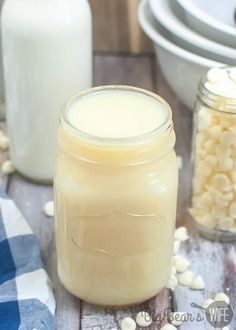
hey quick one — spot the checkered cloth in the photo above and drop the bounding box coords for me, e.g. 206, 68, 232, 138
0, 190, 56, 330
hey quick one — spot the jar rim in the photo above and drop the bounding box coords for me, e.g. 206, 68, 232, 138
60, 85, 173, 146
198, 66, 236, 113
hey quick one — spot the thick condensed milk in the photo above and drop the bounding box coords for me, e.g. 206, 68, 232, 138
55, 86, 178, 306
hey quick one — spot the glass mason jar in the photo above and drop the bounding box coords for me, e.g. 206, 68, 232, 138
190, 67, 236, 242
54, 86, 178, 306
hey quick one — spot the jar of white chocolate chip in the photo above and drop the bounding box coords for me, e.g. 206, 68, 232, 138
190, 67, 236, 242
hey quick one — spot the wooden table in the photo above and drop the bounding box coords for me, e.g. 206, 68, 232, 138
2, 54, 236, 330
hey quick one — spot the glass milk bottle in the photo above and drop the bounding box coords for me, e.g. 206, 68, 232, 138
190, 67, 236, 242
1, 0, 92, 182
54, 86, 178, 306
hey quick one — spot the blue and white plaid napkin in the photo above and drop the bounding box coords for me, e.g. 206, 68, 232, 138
0, 190, 56, 330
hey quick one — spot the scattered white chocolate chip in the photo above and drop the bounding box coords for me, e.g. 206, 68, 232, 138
1, 160, 15, 174
120, 317, 136, 330
169, 312, 187, 326
202, 298, 214, 309
43, 201, 54, 217
207, 68, 228, 83
178, 271, 193, 286
174, 226, 189, 241
214, 292, 230, 304
173, 255, 190, 273
173, 240, 181, 255
177, 156, 183, 170
160, 325, 177, 330
190, 275, 205, 290
135, 311, 152, 327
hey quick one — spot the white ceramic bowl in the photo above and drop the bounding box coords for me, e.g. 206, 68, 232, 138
148, 0, 236, 65
177, 0, 236, 48
138, 0, 224, 109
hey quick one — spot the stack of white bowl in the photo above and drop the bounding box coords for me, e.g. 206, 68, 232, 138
138, 0, 236, 109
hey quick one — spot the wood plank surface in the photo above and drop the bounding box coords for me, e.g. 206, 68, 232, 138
88, 0, 152, 54
1, 54, 235, 330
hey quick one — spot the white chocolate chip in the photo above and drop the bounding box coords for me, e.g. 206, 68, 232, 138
215, 144, 231, 158
204, 140, 216, 153
200, 192, 213, 206
208, 125, 222, 139
211, 206, 227, 219
43, 201, 54, 217
213, 174, 231, 190
190, 275, 205, 290
207, 68, 228, 83
169, 312, 187, 326
120, 317, 136, 330
178, 271, 193, 286
220, 131, 235, 146
197, 213, 215, 229
197, 160, 212, 176
202, 298, 214, 309
219, 217, 234, 231
222, 192, 234, 202
1, 160, 16, 174
198, 108, 212, 130
204, 82, 218, 94
205, 154, 218, 168
229, 202, 236, 218
230, 171, 236, 183
135, 311, 152, 327
219, 158, 233, 171
214, 292, 230, 304
160, 325, 177, 330
173, 240, 181, 255
0, 135, 9, 151
174, 227, 189, 241
173, 255, 190, 273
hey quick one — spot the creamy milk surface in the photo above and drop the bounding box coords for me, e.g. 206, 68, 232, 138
67, 89, 166, 138
55, 87, 178, 306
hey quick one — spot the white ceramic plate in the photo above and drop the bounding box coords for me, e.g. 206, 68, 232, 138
177, 0, 236, 48
148, 0, 236, 65
138, 0, 224, 109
